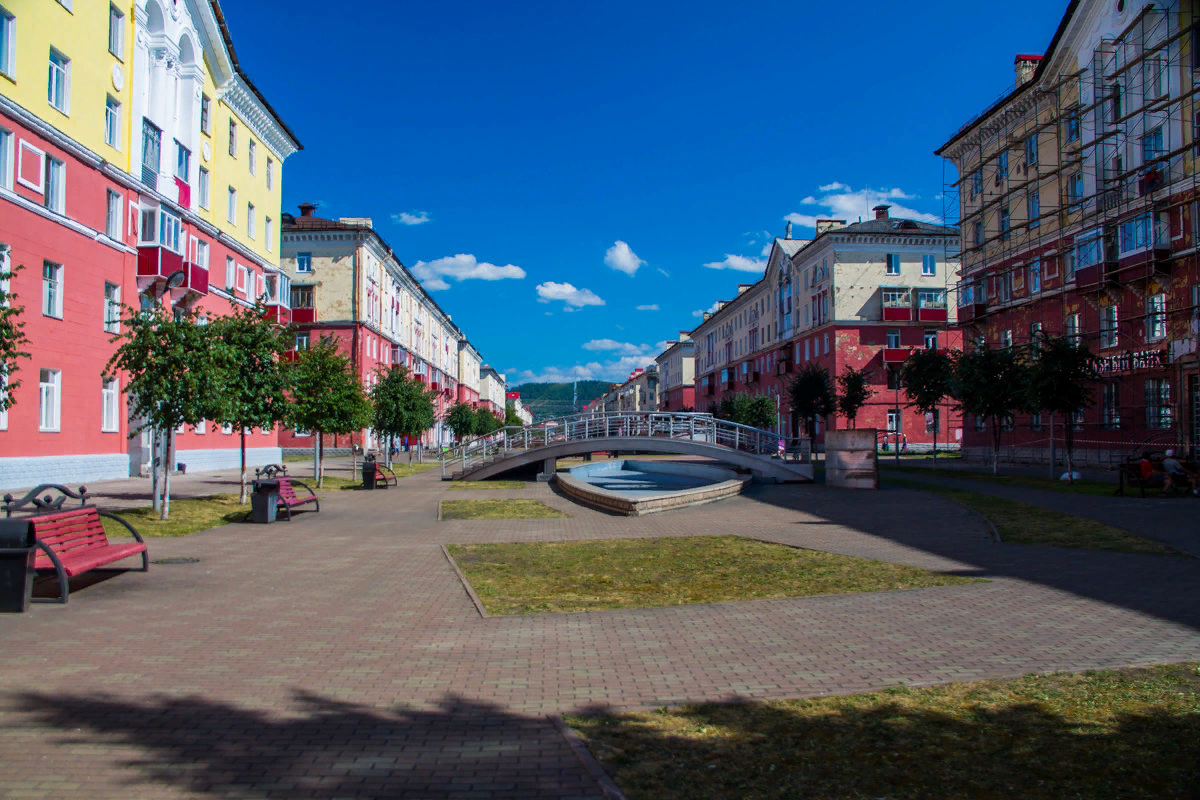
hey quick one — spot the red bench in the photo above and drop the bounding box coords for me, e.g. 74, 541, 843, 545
30, 508, 148, 604
275, 477, 319, 520
374, 463, 398, 488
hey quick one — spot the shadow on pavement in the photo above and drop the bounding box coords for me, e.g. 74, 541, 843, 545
11, 690, 605, 799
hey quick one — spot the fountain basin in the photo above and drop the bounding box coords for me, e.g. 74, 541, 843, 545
556, 459, 750, 516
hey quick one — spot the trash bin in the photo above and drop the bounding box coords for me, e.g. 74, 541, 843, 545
362, 454, 377, 490
0, 518, 36, 613
251, 480, 279, 524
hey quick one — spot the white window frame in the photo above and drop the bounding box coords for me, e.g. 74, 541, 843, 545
195, 239, 209, 271
0, 7, 14, 80
225, 256, 235, 291
17, 140, 44, 192
295, 332, 309, 351
104, 95, 121, 149
0, 127, 12, 190
247, 202, 256, 239
248, 140, 256, 175
105, 188, 122, 240
200, 94, 211, 136
921, 255, 936, 276
296, 252, 312, 273
44, 155, 65, 213
194, 420, 206, 435
198, 166, 210, 209
39, 368, 61, 431
265, 216, 273, 252
1147, 293, 1167, 341
108, 4, 124, 59
228, 119, 237, 157
158, 208, 182, 254
0, 370, 7, 431
42, 260, 63, 318
885, 254, 900, 276
227, 186, 236, 224
101, 377, 119, 432
266, 157, 274, 189
222, 422, 233, 435
48, 48, 70, 114
237, 265, 249, 295
104, 280, 120, 333
1100, 304, 1119, 349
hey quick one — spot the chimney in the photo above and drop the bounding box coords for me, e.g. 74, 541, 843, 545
298, 202, 317, 217
1014, 54, 1042, 86
873, 204, 891, 220
785, 220, 793, 240
815, 219, 846, 236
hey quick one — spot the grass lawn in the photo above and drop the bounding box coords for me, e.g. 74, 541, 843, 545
448, 480, 526, 491
886, 477, 1183, 556
566, 663, 1200, 800
101, 494, 248, 538
882, 463, 1116, 497
441, 499, 567, 521
445, 535, 983, 615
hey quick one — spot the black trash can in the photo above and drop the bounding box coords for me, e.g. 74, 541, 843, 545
362, 454, 377, 490
0, 518, 36, 613
251, 480, 279, 524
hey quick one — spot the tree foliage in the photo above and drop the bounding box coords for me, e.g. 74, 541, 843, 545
287, 337, 372, 486
473, 407, 501, 435
788, 364, 835, 437
371, 365, 436, 447
901, 348, 956, 462
1026, 333, 1098, 481
835, 366, 873, 428
446, 402, 478, 440
0, 263, 31, 413
505, 401, 523, 427
715, 394, 776, 430
952, 344, 1030, 474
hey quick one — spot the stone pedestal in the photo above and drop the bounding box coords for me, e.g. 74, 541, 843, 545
825, 428, 878, 489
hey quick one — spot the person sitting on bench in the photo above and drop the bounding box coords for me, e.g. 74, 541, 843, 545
1161, 449, 1198, 496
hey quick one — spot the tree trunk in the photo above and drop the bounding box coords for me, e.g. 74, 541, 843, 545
316, 431, 324, 488
991, 418, 1001, 475
1064, 420, 1075, 484
239, 428, 248, 504
161, 429, 174, 521
932, 404, 938, 466
151, 428, 161, 512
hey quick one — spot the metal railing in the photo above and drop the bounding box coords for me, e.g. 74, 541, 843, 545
440, 411, 812, 478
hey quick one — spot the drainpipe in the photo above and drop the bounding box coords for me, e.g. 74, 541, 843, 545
351, 247, 360, 457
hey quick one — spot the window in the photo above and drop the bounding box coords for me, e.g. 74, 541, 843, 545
290, 285, 314, 308
222, 423, 233, 435
886, 329, 901, 348
175, 142, 189, 180
198, 167, 209, 209
44, 156, 65, 213
227, 187, 236, 223
104, 96, 120, 148
1118, 213, 1159, 254
886, 409, 901, 434
1028, 259, 1041, 293
1145, 378, 1172, 429
195, 239, 208, 270
823, 333, 829, 354
923, 330, 938, 349
999, 205, 1011, 239
147, 208, 182, 253
1029, 322, 1043, 355
105, 189, 122, 239
995, 151, 1008, 184
248, 140, 256, 175
195, 92, 210, 135
803, 339, 810, 361
266, 157, 274, 189
1102, 383, 1120, 429
225, 256, 235, 291
195, 420, 205, 435
237, 266, 248, 294
1031, 412, 1043, 431
104, 281, 120, 333
1142, 126, 1164, 165
1109, 82, 1122, 127
140, 119, 161, 190
1100, 304, 1119, 349
1065, 106, 1080, 142
265, 216, 273, 252
918, 289, 945, 309
1028, 189, 1040, 228
39, 369, 60, 431
296, 252, 312, 273
1025, 134, 1038, 166
973, 221, 982, 247
0, 7, 13, 78
294, 332, 310, 351
970, 168, 983, 198
886, 366, 901, 390
1066, 313, 1081, 346
922, 255, 936, 276
1147, 293, 1166, 341
108, 4, 123, 58
885, 254, 901, 275
42, 260, 62, 317
228, 119, 237, 157
1000, 329, 1013, 349
925, 410, 939, 434
101, 378, 118, 431
0, 127, 11, 190
1194, 111, 1200, 158
48, 49, 69, 113
975, 415, 986, 432
247, 203, 256, 238
1074, 228, 1101, 272
1144, 58, 1166, 100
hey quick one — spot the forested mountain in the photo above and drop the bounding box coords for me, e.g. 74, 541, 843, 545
509, 381, 611, 419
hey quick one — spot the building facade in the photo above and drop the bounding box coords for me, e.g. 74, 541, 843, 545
937, 0, 1200, 461
655, 333, 696, 411
478, 365, 507, 418
0, 0, 300, 490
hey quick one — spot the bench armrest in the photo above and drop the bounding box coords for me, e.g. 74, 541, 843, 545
97, 510, 145, 545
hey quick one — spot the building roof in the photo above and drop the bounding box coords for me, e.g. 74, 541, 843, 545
833, 217, 958, 236
775, 238, 807, 257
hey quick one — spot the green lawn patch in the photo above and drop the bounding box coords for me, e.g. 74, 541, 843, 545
887, 477, 1183, 556
566, 663, 1200, 800
445, 535, 982, 615
449, 480, 526, 491
882, 464, 1115, 497
101, 494, 247, 538
441, 499, 567, 521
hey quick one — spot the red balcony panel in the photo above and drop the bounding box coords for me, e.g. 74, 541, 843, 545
882, 348, 910, 364
1074, 263, 1102, 289
918, 307, 948, 322
175, 178, 191, 210
882, 307, 912, 321
291, 308, 316, 324
265, 305, 291, 325
137, 245, 185, 280
187, 262, 209, 296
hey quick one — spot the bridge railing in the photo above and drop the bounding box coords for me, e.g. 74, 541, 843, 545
440, 411, 811, 478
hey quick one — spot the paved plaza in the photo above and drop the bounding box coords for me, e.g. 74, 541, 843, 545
2, 466, 1199, 798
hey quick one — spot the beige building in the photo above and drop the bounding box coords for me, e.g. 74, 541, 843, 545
655, 334, 696, 411
479, 365, 507, 417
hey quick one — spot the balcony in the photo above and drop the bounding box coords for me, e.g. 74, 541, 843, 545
265, 304, 290, 325
882, 288, 912, 321
291, 307, 316, 324
775, 358, 793, 376
957, 299, 987, 323
882, 348, 910, 364
137, 245, 185, 290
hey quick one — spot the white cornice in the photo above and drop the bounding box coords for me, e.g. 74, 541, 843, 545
219, 76, 298, 161
0, 188, 136, 256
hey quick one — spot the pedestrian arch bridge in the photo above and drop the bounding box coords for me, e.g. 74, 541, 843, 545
440, 412, 813, 482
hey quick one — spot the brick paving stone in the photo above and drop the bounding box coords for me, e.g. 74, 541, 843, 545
0, 468, 1199, 797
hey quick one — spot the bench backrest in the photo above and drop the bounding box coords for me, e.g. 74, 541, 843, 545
277, 478, 300, 503
30, 508, 109, 556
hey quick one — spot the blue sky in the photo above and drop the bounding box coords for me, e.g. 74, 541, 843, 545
223, 0, 1064, 387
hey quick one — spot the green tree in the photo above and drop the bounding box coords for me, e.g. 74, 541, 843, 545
1026, 333, 1098, 482
446, 402, 478, 441
835, 366, 873, 429
104, 304, 224, 519
210, 303, 294, 503
716, 394, 776, 430
473, 407, 500, 436
788, 364, 835, 437
901, 348, 956, 463
286, 337, 372, 486
952, 343, 1031, 474
371, 365, 435, 464
505, 401, 523, 427
0, 262, 30, 415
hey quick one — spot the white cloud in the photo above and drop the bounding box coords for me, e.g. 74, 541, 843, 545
703, 254, 766, 273
514, 338, 673, 385
582, 339, 648, 356
604, 241, 645, 276
760, 243, 771, 257
410, 253, 526, 290
656, 267, 670, 278
692, 300, 722, 318
535, 281, 605, 309
392, 211, 431, 226
636, 303, 659, 311
786, 183, 940, 232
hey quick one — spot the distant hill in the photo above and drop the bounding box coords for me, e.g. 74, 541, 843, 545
510, 381, 612, 420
